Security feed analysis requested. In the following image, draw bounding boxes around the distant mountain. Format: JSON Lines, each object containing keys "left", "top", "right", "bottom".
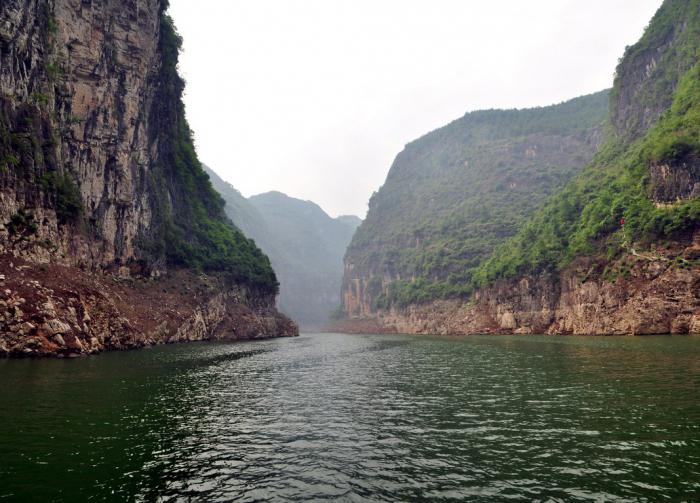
{"left": 336, "top": 215, "right": 363, "bottom": 228}
{"left": 203, "top": 166, "right": 361, "bottom": 329}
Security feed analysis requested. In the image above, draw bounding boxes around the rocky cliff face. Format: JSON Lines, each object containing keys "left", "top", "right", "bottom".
{"left": 338, "top": 0, "right": 700, "bottom": 336}
{"left": 0, "top": 0, "right": 296, "bottom": 356}
{"left": 1, "top": 0, "right": 162, "bottom": 268}
{"left": 649, "top": 154, "right": 700, "bottom": 203}
{"left": 610, "top": 0, "right": 699, "bottom": 140}
{"left": 342, "top": 91, "right": 609, "bottom": 318}
{"left": 350, "top": 230, "right": 700, "bottom": 336}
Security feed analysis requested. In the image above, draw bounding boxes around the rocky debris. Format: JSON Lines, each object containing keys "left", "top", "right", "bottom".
{"left": 0, "top": 254, "right": 297, "bottom": 358}
{"left": 335, "top": 232, "right": 700, "bottom": 336}
{"left": 43, "top": 319, "right": 71, "bottom": 336}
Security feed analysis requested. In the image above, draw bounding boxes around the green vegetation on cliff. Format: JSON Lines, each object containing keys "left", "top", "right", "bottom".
{"left": 345, "top": 91, "right": 609, "bottom": 310}
{"left": 473, "top": 0, "right": 700, "bottom": 288}
{"left": 348, "top": 0, "right": 700, "bottom": 311}
{"left": 141, "top": 13, "right": 277, "bottom": 293}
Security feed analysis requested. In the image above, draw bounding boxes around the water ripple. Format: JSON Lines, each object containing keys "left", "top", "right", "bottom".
{"left": 0, "top": 333, "right": 698, "bottom": 501}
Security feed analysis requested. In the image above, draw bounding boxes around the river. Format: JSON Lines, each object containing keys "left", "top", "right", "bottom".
{"left": 0, "top": 333, "right": 698, "bottom": 501}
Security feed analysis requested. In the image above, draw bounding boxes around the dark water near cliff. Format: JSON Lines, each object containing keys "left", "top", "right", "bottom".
{"left": 0, "top": 333, "right": 698, "bottom": 502}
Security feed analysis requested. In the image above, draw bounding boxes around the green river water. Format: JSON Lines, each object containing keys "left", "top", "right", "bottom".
{"left": 0, "top": 333, "right": 698, "bottom": 501}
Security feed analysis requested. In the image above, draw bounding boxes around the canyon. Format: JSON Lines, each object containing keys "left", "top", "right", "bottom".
{"left": 205, "top": 165, "right": 361, "bottom": 330}
{"left": 1, "top": 0, "right": 699, "bottom": 353}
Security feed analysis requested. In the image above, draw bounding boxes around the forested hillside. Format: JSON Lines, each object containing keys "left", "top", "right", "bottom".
{"left": 343, "top": 91, "right": 609, "bottom": 314}
{"left": 338, "top": 0, "right": 700, "bottom": 336}
{"left": 474, "top": 0, "right": 700, "bottom": 289}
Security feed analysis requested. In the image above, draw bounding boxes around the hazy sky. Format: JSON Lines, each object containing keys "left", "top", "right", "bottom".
{"left": 168, "top": 0, "right": 662, "bottom": 218}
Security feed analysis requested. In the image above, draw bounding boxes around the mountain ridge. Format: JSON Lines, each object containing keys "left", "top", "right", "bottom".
{"left": 337, "top": 0, "right": 700, "bottom": 335}
{"left": 204, "top": 165, "right": 361, "bottom": 329}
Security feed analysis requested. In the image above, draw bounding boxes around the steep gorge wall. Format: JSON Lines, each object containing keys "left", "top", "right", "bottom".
{"left": 339, "top": 0, "right": 700, "bottom": 336}
{"left": 0, "top": 0, "right": 296, "bottom": 356}
{"left": 247, "top": 192, "right": 361, "bottom": 329}
{"left": 342, "top": 92, "right": 609, "bottom": 319}
{"left": 610, "top": 0, "right": 699, "bottom": 140}
{"left": 0, "top": 0, "right": 162, "bottom": 268}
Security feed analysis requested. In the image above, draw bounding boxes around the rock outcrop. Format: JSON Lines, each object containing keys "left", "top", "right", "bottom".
{"left": 0, "top": 254, "right": 296, "bottom": 357}
{"left": 0, "top": 0, "right": 297, "bottom": 356}
{"left": 649, "top": 154, "right": 700, "bottom": 203}
{"left": 610, "top": 0, "right": 698, "bottom": 140}
{"left": 339, "top": 230, "right": 700, "bottom": 336}
{"left": 0, "top": 0, "right": 163, "bottom": 267}
{"left": 337, "top": 0, "right": 700, "bottom": 337}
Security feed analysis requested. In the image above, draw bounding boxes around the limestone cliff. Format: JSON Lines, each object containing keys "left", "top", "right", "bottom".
{"left": 342, "top": 91, "right": 609, "bottom": 318}
{"left": 337, "top": 230, "right": 700, "bottom": 336}
{"left": 1, "top": 0, "right": 161, "bottom": 267}
{"left": 0, "top": 0, "right": 296, "bottom": 356}
{"left": 338, "top": 0, "right": 700, "bottom": 336}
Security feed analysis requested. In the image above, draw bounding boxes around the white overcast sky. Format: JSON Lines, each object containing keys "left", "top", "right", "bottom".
{"left": 168, "top": 0, "right": 662, "bottom": 218}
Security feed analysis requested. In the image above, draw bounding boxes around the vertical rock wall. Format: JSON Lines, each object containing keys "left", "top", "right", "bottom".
{"left": 1, "top": 0, "right": 163, "bottom": 269}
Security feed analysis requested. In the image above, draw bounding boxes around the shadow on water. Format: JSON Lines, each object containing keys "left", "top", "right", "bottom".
{"left": 0, "top": 342, "right": 272, "bottom": 501}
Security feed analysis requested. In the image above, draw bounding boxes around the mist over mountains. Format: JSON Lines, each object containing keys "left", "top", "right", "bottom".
{"left": 204, "top": 166, "right": 360, "bottom": 329}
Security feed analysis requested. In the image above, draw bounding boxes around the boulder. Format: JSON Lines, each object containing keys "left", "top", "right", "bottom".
{"left": 43, "top": 319, "right": 72, "bottom": 336}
